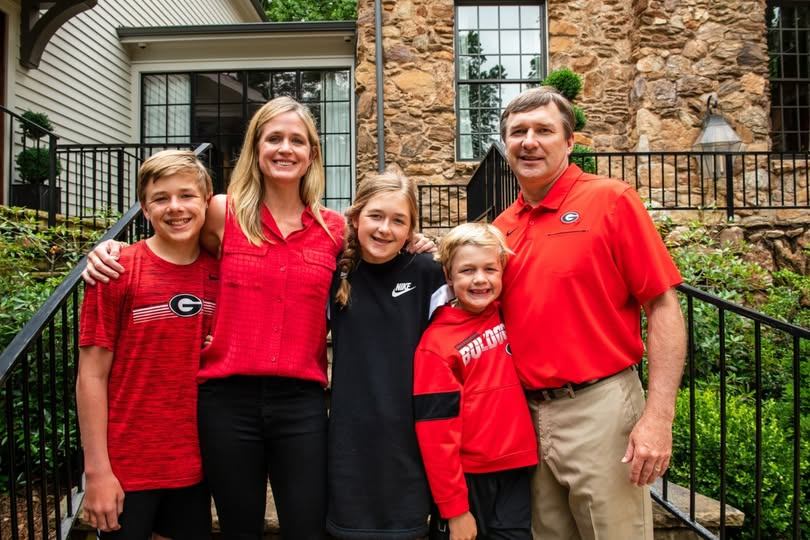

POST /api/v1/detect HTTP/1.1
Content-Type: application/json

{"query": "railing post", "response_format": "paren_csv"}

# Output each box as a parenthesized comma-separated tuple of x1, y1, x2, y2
(724, 153, 734, 221)
(48, 133, 58, 226)
(117, 149, 125, 213)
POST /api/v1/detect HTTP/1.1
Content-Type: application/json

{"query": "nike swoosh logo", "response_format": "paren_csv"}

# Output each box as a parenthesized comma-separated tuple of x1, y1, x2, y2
(506, 228, 518, 236)
(391, 286, 417, 298)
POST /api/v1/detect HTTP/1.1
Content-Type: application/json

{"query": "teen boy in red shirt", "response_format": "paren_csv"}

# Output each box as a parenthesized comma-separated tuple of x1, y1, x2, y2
(77, 150, 218, 539)
(414, 223, 537, 540)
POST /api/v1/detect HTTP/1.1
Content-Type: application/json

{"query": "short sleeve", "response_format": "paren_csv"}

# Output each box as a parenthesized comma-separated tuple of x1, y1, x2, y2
(79, 277, 127, 351)
(608, 188, 682, 305)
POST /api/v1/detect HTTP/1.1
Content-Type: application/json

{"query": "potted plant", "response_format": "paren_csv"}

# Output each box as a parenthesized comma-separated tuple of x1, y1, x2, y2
(10, 111, 61, 212)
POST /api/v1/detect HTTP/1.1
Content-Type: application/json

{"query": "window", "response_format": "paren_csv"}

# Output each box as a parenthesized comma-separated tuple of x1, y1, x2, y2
(455, 2, 545, 160)
(142, 69, 353, 212)
(768, 2, 810, 152)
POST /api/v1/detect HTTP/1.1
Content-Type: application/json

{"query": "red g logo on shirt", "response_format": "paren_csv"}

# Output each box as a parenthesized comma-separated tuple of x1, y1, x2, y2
(169, 294, 203, 317)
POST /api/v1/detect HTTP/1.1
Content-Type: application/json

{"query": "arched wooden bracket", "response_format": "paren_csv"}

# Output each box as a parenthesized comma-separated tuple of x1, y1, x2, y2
(20, 0, 97, 69)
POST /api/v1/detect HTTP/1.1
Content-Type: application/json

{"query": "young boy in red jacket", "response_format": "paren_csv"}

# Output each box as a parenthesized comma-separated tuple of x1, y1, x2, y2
(414, 222, 537, 540)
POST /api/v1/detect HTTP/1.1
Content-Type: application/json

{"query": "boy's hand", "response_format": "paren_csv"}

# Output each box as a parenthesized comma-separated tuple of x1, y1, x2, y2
(448, 511, 477, 540)
(406, 232, 437, 254)
(83, 470, 125, 532)
(82, 240, 127, 285)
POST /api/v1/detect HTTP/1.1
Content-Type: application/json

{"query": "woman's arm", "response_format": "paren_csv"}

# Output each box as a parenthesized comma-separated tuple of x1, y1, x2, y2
(200, 194, 226, 258)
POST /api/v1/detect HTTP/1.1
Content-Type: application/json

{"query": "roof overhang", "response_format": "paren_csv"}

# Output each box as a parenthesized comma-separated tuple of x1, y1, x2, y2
(117, 21, 357, 63)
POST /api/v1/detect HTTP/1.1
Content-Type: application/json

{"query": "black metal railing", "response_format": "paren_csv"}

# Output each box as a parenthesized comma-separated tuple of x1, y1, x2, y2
(656, 284, 809, 539)
(0, 144, 212, 539)
(1, 104, 60, 226)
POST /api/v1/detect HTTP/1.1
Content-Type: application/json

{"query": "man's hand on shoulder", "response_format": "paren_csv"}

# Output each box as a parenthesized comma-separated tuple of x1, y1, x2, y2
(82, 240, 126, 285)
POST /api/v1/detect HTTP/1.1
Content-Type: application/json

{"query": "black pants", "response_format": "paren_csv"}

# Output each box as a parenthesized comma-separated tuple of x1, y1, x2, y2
(429, 467, 532, 540)
(98, 482, 211, 540)
(198, 376, 328, 540)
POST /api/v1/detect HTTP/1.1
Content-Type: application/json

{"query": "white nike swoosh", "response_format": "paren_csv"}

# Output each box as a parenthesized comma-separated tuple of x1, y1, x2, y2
(391, 286, 417, 298)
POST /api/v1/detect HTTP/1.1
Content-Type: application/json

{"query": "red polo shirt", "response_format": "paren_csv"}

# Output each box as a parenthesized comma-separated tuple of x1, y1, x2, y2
(198, 203, 345, 385)
(493, 164, 681, 389)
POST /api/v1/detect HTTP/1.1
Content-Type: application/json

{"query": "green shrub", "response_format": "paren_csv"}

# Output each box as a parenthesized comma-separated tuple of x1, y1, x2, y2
(15, 147, 62, 184)
(572, 104, 587, 131)
(670, 385, 809, 539)
(542, 67, 582, 101)
(20, 110, 53, 140)
(570, 144, 596, 174)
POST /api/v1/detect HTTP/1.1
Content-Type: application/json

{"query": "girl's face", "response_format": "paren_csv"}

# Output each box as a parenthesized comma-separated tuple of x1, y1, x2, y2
(352, 191, 413, 264)
(257, 111, 313, 188)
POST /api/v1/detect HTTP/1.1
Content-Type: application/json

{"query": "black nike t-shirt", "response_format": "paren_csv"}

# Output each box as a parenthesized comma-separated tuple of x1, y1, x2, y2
(327, 252, 447, 539)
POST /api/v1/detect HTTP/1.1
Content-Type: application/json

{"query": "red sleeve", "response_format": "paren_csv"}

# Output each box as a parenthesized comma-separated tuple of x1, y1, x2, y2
(608, 188, 682, 304)
(413, 347, 468, 519)
(79, 275, 127, 351)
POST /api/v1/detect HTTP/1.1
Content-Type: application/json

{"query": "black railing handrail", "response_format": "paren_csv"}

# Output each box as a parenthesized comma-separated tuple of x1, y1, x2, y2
(0, 104, 60, 140)
(0, 142, 213, 385)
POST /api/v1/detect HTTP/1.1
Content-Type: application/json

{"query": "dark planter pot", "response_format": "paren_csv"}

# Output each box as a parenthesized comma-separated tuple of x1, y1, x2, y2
(10, 183, 62, 213)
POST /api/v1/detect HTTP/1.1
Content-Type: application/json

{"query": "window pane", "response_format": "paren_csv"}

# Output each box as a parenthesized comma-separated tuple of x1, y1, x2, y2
(246, 72, 271, 102)
(459, 84, 470, 108)
(784, 54, 799, 77)
(459, 108, 472, 134)
(480, 56, 500, 78)
(522, 55, 542, 79)
(144, 76, 166, 105)
(500, 56, 521, 80)
(457, 6, 477, 30)
(479, 6, 499, 29)
(459, 134, 473, 160)
(166, 75, 189, 104)
(501, 83, 521, 107)
(144, 105, 166, 137)
(500, 6, 519, 28)
(325, 134, 350, 165)
(501, 31, 520, 54)
(194, 73, 219, 103)
(458, 31, 473, 55)
(272, 72, 297, 98)
(301, 71, 322, 101)
(479, 30, 499, 55)
(330, 70, 351, 100)
(520, 5, 541, 28)
(218, 73, 243, 103)
(167, 105, 189, 138)
(325, 102, 350, 133)
(193, 104, 218, 138)
(521, 30, 542, 54)
(219, 104, 243, 135)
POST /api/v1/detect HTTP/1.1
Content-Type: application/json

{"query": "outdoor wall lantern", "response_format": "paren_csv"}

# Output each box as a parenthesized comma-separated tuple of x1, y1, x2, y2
(692, 94, 743, 178)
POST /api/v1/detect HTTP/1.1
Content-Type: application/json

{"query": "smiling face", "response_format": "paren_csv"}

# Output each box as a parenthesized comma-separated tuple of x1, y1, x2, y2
(446, 244, 503, 314)
(352, 191, 413, 264)
(504, 102, 574, 204)
(141, 171, 208, 249)
(257, 111, 313, 188)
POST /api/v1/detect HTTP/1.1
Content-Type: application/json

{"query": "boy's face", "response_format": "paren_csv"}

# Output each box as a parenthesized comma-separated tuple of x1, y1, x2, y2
(141, 172, 208, 247)
(446, 245, 503, 314)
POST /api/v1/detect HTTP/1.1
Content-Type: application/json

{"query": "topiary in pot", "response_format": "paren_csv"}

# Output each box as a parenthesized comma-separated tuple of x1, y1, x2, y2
(20, 110, 53, 140)
(15, 147, 61, 184)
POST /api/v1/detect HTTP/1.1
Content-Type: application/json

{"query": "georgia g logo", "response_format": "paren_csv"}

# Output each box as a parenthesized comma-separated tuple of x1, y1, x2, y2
(169, 294, 203, 317)
(560, 211, 580, 224)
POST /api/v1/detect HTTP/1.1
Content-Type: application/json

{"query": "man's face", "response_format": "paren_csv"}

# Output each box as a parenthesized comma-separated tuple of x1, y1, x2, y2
(503, 102, 575, 201)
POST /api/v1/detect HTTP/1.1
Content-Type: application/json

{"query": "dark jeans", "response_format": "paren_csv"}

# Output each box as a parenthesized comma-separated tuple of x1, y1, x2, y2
(198, 375, 328, 540)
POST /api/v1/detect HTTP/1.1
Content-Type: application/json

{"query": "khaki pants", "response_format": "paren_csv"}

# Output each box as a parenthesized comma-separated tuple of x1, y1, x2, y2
(527, 368, 653, 540)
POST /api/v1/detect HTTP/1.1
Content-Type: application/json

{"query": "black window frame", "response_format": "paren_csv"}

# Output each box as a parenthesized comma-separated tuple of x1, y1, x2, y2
(454, 0, 546, 161)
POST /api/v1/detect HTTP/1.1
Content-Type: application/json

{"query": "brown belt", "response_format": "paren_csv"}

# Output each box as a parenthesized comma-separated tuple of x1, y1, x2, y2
(524, 365, 636, 402)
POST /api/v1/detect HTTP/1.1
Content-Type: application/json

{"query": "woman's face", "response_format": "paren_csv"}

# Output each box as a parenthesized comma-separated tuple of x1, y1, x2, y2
(257, 111, 313, 188)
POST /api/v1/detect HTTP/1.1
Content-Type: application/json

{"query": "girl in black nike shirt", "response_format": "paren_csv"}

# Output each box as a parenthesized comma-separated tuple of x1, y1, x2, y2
(327, 172, 448, 539)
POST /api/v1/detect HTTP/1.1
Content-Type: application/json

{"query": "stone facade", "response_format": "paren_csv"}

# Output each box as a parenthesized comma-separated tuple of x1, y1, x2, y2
(355, 0, 771, 186)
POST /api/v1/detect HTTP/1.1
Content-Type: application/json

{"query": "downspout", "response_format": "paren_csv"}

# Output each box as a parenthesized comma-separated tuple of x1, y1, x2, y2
(374, 0, 385, 172)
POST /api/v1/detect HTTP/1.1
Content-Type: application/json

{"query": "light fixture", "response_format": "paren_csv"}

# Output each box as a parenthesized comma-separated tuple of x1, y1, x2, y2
(692, 94, 743, 178)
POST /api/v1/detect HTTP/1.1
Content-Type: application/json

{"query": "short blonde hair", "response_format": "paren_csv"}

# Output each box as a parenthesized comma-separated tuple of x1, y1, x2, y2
(437, 222, 512, 274)
(137, 149, 212, 205)
(227, 96, 333, 246)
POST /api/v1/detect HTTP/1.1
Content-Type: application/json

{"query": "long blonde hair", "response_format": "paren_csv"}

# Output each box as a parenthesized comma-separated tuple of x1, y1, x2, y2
(227, 96, 334, 245)
(335, 172, 418, 308)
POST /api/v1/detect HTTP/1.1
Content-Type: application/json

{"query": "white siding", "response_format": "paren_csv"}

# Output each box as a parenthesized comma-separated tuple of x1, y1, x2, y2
(6, 0, 260, 145)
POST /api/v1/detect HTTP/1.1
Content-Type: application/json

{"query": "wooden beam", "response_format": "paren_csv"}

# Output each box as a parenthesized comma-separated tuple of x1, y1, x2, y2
(20, 0, 97, 69)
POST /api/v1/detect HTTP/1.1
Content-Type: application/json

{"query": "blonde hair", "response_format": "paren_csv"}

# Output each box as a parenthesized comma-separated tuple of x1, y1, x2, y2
(437, 222, 512, 275)
(227, 96, 334, 245)
(137, 149, 212, 205)
(334, 172, 419, 308)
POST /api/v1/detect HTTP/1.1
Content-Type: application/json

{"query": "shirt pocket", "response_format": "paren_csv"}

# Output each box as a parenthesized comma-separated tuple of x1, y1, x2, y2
(543, 229, 591, 276)
(300, 249, 338, 296)
(220, 244, 270, 288)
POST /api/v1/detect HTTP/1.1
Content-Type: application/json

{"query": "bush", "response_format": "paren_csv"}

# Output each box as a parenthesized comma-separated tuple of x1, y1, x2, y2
(20, 110, 53, 140)
(542, 67, 582, 101)
(670, 385, 810, 539)
(15, 147, 61, 184)
(572, 104, 587, 131)
(570, 143, 596, 174)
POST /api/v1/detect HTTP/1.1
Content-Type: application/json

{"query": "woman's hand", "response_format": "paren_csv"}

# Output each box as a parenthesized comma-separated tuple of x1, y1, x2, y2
(82, 240, 127, 285)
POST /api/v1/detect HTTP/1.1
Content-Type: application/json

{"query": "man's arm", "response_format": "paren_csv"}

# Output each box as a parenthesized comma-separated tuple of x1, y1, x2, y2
(623, 287, 686, 486)
(76, 346, 125, 532)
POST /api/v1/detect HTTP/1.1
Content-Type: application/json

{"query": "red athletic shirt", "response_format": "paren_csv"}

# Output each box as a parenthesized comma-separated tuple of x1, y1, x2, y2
(198, 203, 344, 385)
(493, 164, 682, 389)
(413, 303, 538, 518)
(79, 241, 218, 491)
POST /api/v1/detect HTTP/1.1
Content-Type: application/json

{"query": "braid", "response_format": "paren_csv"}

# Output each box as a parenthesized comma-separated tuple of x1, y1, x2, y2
(335, 224, 360, 308)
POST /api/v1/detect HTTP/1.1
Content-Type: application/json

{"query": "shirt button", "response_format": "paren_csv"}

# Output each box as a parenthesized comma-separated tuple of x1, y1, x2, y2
(280, 266, 286, 272)
(277, 297, 282, 303)
(529, 220, 535, 225)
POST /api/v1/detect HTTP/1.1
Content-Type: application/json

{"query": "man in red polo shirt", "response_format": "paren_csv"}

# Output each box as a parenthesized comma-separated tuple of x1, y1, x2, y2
(493, 87, 686, 539)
